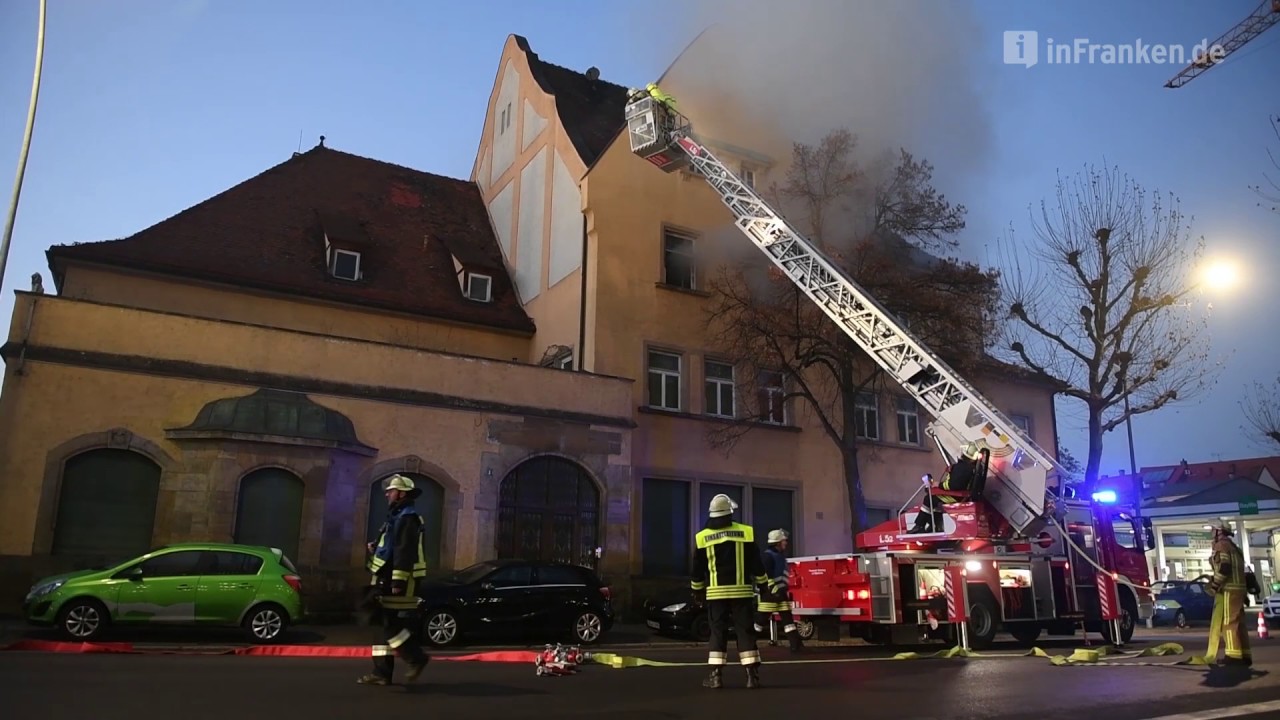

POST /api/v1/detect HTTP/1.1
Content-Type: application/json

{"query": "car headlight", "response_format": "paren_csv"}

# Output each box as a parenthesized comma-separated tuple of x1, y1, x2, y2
(1154, 600, 1180, 610)
(27, 579, 65, 599)
(661, 602, 687, 613)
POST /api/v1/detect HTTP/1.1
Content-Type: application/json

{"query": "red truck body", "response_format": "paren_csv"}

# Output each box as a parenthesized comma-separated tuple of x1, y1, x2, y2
(787, 495, 1155, 649)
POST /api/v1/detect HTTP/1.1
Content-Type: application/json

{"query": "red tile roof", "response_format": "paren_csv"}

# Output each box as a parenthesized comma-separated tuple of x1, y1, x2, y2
(46, 144, 536, 334)
(513, 35, 630, 168)
(1141, 456, 1280, 486)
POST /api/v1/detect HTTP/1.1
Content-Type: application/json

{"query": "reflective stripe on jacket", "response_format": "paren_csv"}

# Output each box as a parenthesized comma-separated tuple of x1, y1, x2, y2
(691, 522, 768, 601)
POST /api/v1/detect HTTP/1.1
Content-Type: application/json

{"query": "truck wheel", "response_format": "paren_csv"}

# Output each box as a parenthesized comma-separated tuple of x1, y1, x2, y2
(1102, 590, 1138, 644)
(1006, 622, 1042, 646)
(966, 590, 999, 650)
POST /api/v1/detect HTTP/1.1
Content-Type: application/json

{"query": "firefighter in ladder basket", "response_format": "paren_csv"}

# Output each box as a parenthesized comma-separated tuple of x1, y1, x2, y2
(1206, 520, 1252, 667)
(755, 529, 803, 652)
(691, 494, 768, 689)
(909, 443, 987, 534)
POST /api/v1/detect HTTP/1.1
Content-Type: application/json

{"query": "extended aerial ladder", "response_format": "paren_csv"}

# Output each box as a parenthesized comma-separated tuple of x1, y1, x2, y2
(1165, 0, 1280, 88)
(623, 93, 1065, 539)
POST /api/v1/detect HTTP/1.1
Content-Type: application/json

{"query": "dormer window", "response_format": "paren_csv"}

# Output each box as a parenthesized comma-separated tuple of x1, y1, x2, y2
(331, 249, 361, 281)
(465, 272, 492, 302)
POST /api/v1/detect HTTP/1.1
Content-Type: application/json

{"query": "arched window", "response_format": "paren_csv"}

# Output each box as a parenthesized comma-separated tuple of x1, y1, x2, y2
(496, 456, 599, 566)
(365, 473, 445, 571)
(233, 467, 304, 561)
(52, 449, 161, 562)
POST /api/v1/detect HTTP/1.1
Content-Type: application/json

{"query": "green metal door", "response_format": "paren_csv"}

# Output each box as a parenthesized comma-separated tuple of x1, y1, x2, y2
(52, 449, 161, 562)
(233, 468, 303, 561)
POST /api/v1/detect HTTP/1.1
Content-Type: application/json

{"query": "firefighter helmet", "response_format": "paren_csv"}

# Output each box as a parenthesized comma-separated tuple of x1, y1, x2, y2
(384, 474, 421, 498)
(708, 493, 738, 518)
(767, 529, 789, 544)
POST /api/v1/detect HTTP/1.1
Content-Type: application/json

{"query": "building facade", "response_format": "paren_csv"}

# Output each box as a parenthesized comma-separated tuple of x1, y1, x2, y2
(0, 33, 1061, 618)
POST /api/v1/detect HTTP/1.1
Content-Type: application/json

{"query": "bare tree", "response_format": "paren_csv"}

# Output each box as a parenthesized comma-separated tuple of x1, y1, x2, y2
(1241, 375, 1280, 449)
(998, 163, 1221, 487)
(703, 128, 998, 543)
(1249, 114, 1280, 215)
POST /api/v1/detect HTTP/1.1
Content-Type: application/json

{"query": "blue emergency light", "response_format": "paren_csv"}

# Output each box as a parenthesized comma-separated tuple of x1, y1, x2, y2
(1091, 489, 1117, 503)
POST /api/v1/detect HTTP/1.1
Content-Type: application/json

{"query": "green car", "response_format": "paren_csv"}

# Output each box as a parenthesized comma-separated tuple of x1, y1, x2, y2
(22, 542, 304, 643)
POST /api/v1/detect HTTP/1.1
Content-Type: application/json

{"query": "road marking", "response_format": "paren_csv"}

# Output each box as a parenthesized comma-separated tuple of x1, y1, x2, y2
(1139, 700, 1280, 720)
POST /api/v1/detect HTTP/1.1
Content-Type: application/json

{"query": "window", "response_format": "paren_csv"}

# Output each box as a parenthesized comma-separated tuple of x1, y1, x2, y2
(855, 392, 879, 440)
(1112, 516, 1138, 552)
(487, 563, 532, 587)
(865, 507, 894, 528)
(331, 249, 361, 281)
(465, 272, 492, 302)
(202, 551, 264, 576)
(135, 550, 203, 578)
(555, 354, 574, 370)
(741, 166, 756, 189)
(1010, 414, 1032, 434)
(641, 478, 691, 576)
(662, 228, 696, 289)
(704, 360, 735, 418)
(537, 565, 587, 586)
(895, 396, 920, 444)
(500, 102, 512, 134)
(752, 486, 796, 554)
(647, 350, 681, 410)
(757, 370, 785, 424)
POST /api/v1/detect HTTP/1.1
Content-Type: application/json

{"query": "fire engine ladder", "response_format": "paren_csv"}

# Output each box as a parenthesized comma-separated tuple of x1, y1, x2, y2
(624, 96, 1064, 538)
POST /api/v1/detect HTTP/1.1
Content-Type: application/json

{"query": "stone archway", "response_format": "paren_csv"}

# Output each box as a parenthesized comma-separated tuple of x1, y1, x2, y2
(366, 473, 446, 571)
(496, 455, 600, 566)
(51, 448, 162, 562)
(233, 466, 305, 561)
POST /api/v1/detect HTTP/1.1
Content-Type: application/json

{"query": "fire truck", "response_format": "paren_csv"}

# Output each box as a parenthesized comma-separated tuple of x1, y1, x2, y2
(623, 90, 1156, 650)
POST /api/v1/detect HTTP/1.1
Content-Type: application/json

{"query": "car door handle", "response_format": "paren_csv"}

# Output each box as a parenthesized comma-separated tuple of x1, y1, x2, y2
(176, 584, 193, 590)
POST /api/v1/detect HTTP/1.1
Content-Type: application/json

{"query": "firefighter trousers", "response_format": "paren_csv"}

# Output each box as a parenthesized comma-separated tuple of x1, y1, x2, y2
(707, 597, 760, 667)
(1207, 588, 1251, 663)
(370, 598, 430, 679)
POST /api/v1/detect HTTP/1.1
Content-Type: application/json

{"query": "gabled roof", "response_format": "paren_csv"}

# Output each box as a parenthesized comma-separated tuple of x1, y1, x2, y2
(512, 35, 630, 168)
(46, 144, 535, 334)
(1146, 476, 1280, 509)
(1142, 456, 1280, 487)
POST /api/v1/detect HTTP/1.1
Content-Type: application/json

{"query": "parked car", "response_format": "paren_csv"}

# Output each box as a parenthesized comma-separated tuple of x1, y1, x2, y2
(643, 588, 814, 642)
(22, 542, 303, 643)
(1152, 576, 1215, 627)
(415, 559, 613, 647)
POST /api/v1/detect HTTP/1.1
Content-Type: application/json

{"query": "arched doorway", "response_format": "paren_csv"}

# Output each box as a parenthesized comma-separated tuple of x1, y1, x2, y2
(365, 473, 445, 571)
(233, 467, 304, 561)
(496, 456, 599, 566)
(52, 449, 162, 561)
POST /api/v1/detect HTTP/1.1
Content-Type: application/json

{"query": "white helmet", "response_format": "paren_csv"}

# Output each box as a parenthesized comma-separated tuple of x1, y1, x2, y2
(708, 493, 738, 518)
(767, 529, 789, 544)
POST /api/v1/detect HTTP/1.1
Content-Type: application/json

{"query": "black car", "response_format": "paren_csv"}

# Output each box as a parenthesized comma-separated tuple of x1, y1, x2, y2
(414, 559, 614, 647)
(644, 588, 815, 643)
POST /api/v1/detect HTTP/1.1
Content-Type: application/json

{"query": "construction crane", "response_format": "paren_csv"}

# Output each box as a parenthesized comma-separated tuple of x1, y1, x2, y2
(623, 92, 1062, 539)
(1165, 0, 1280, 88)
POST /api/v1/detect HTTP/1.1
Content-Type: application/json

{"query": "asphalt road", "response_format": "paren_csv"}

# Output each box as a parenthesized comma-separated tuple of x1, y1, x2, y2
(2, 635, 1278, 720)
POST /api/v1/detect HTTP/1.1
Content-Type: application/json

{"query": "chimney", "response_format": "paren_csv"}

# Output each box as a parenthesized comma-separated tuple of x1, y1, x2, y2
(585, 66, 600, 96)
(1180, 458, 1190, 478)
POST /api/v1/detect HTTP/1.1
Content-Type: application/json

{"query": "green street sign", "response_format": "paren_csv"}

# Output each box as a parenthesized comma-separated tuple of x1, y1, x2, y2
(1238, 498, 1259, 516)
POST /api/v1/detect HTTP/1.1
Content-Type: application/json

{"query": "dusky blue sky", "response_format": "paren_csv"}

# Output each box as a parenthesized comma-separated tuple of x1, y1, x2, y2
(1, 0, 1276, 479)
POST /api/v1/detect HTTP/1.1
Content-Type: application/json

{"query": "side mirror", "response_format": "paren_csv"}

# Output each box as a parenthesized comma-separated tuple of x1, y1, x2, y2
(1142, 517, 1155, 552)
(126, 566, 144, 581)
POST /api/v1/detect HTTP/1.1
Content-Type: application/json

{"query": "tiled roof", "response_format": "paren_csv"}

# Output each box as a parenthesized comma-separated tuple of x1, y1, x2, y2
(513, 35, 630, 168)
(46, 144, 536, 334)
(1142, 457, 1280, 486)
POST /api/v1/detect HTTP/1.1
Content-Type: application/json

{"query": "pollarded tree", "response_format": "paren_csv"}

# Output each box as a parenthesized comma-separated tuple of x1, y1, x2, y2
(999, 163, 1221, 487)
(1241, 375, 1280, 450)
(703, 128, 999, 542)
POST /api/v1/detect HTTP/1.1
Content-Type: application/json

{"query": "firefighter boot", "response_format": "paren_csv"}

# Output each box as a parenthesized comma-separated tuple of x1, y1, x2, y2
(788, 630, 803, 653)
(745, 663, 761, 689)
(702, 667, 723, 689)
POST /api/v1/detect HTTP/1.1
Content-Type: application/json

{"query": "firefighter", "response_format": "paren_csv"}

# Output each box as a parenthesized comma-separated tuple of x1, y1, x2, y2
(691, 494, 769, 689)
(909, 444, 983, 534)
(755, 529, 803, 652)
(357, 474, 431, 686)
(646, 82, 677, 110)
(1205, 520, 1252, 667)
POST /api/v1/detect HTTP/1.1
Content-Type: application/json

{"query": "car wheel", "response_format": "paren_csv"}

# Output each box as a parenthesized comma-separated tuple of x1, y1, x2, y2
(690, 614, 711, 642)
(1175, 609, 1188, 629)
(244, 603, 290, 643)
(58, 598, 108, 642)
(572, 611, 605, 645)
(423, 608, 461, 647)
(796, 618, 815, 641)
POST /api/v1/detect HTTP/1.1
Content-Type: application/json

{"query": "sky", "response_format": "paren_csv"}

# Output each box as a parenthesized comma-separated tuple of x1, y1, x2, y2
(0, 0, 1277, 479)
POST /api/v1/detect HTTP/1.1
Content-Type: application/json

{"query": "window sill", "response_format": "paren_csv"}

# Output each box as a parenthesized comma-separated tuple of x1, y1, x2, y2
(637, 405, 801, 433)
(655, 282, 712, 298)
(855, 437, 933, 453)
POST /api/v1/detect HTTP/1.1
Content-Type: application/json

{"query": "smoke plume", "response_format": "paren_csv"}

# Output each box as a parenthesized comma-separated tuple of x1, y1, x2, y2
(653, 0, 995, 231)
